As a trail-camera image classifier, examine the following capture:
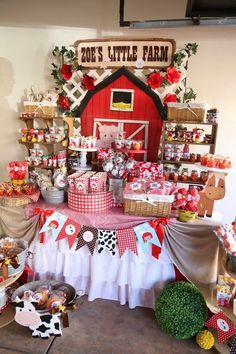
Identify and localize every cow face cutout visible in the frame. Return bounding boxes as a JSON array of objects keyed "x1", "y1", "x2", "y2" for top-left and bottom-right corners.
[{"x1": 14, "y1": 301, "x2": 41, "y2": 327}]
